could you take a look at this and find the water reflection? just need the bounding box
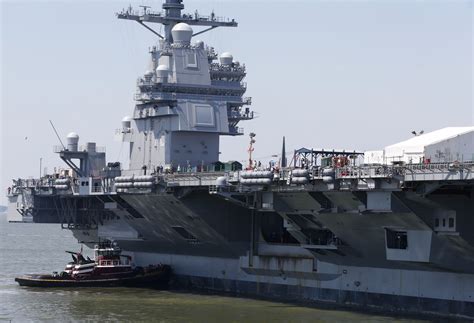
[0,218,426,322]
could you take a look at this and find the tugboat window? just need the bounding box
[434,218,439,227]
[386,229,408,249]
[449,218,454,228]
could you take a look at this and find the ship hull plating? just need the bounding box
[124,251,474,319]
[64,187,474,319]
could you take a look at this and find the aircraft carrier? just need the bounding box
[6,0,474,318]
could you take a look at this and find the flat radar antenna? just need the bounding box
[49,120,66,151]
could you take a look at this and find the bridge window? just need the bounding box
[386,229,407,249]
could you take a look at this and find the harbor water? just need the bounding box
[0,213,426,322]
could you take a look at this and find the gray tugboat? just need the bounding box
[7,0,474,319]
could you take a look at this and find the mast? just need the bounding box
[281,136,287,168]
[247,133,256,170]
[116,0,238,43]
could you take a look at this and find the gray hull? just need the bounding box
[63,187,474,319]
[125,251,474,319]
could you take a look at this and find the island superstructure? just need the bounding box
[6,0,474,318]
[116,2,251,173]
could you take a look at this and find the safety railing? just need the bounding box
[78,145,106,153]
[163,172,225,187]
[117,8,237,24]
[209,63,246,73]
[404,161,474,172]
[229,127,244,135]
[335,166,394,179]
[53,145,64,153]
[90,185,103,193]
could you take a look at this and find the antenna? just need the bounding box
[139,5,151,14]
[117,1,238,42]
[281,136,287,168]
[247,132,256,170]
[49,120,66,150]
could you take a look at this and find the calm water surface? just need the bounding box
[0,213,426,322]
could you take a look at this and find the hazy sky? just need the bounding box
[1,0,473,204]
